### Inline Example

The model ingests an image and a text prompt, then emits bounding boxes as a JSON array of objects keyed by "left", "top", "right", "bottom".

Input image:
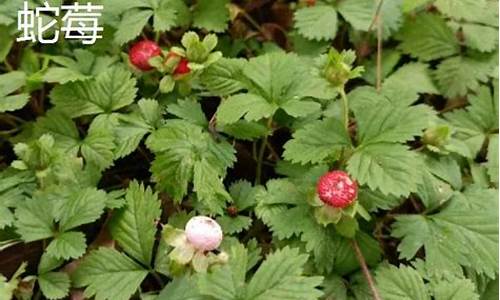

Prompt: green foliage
[{"left": 0, "top": 0, "right": 498, "bottom": 299}]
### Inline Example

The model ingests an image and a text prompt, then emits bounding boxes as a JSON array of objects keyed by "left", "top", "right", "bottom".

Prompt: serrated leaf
[
  {"left": 392, "top": 187, "right": 499, "bottom": 278},
  {"left": 218, "top": 120, "right": 269, "bottom": 141},
  {"left": 216, "top": 93, "right": 277, "bottom": 124},
  {"left": 153, "top": 1, "right": 177, "bottom": 32},
  {"left": 14, "top": 195, "right": 54, "bottom": 242},
  {"left": 38, "top": 272, "right": 70, "bottom": 300},
  {"left": 73, "top": 247, "right": 148, "bottom": 300},
  {"left": 433, "top": 54, "right": 495, "bottom": 98},
  {"left": 357, "top": 188, "right": 403, "bottom": 212},
  {"left": 356, "top": 103, "right": 435, "bottom": 144},
  {"left": 50, "top": 65, "right": 137, "bottom": 118},
  {"left": 167, "top": 99, "right": 207, "bottom": 127},
  {"left": 157, "top": 276, "right": 204, "bottom": 300},
  {"left": 283, "top": 118, "right": 351, "bottom": 164},
  {"left": 192, "top": 0, "right": 229, "bottom": 32},
  {"left": 337, "top": 0, "right": 374, "bottom": 31},
  {"left": 396, "top": 13, "right": 459, "bottom": 61},
  {"left": 376, "top": 264, "right": 429, "bottom": 300},
  {"left": 462, "top": 24, "right": 498, "bottom": 53},
  {"left": 435, "top": 0, "right": 497, "bottom": 25},
  {"left": 110, "top": 181, "right": 161, "bottom": 266},
  {"left": 217, "top": 215, "right": 252, "bottom": 234},
  {"left": 114, "top": 9, "right": 153, "bottom": 45},
  {"left": 347, "top": 143, "right": 421, "bottom": 197},
  {"left": 487, "top": 135, "right": 498, "bottom": 185},
  {"left": 81, "top": 121, "right": 116, "bottom": 170},
  {"left": 431, "top": 276, "right": 479, "bottom": 300},
  {"left": 46, "top": 231, "right": 86, "bottom": 260},
  {"left": 58, "top": 187, "right": 107, "bottom": 232},
  {"left": 245, "top": 247, "right": 323, "bottom": 300},
  {"left": 200, "top": 58, "right": 246, "bottom": 96},
  {"left": 294, "top": 5, "right": 338, "bottom": 41},
  {"left": 0, "top": 71, "right": 29, "bottom": 112}
]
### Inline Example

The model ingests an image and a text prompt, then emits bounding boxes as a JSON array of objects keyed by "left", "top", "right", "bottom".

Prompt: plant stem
[
  {"left": 351, "top": 239, "right": 382, "bottom": 300},
  {"left": 339, "top": 89, "right": 349, "bottom": 130},
  {"left": 255, "top": 118, "right": 273, "bottom": 184}
]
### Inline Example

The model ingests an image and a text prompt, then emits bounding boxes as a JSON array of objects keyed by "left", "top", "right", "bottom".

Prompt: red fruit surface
[
  {"left": 129, "top": 40, "right": 162, "bottom": 71},
  {"left": 317, "top": 170, "right": 358, "bottom": 208},
  {"left": 174, "top": 58, "right": 191, "bottom": 75}
]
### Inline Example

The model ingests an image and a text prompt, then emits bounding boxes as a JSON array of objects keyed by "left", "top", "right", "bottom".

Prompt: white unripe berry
[{"left": 185, "top": 216, "right": 223, "bottom": 251}]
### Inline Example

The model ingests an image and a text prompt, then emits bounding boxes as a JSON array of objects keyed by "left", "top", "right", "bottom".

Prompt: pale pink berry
[
  {"left": 185, "top": 216, "right": 223, "bottom": 251},
  {"left": 317, "top": 170, "right": 358, "bottom": 208}
]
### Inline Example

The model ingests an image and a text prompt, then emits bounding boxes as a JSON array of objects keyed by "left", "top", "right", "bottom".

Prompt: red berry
[
  {"left": 129, "top": 40, "right": 162, "bottom": 71},
  {"left": 166, "top": 52, "right": 191, "bottom": 76},
  {"left": 174, "top": 58, "right": 190, "bottom": 75},
  {"left": 317, "top": 171, "right": 357, "bottom": 208}
]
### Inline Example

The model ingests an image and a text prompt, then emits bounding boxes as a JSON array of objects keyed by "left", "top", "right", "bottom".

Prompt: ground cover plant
[{"left": 0, "top": 0, "right": 498, "bottom": 299}]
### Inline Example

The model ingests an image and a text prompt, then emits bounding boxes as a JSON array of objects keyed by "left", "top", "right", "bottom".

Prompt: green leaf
[
  {"left": 200, "top": 58, "right": 246, "bottom": 95},
  {"left": 375, "top": 264, "right": 429, "bottom": 300},
  {"left": 0, "top": 71, "right": 30, "bottom": 112},
  {"left": 283, "top": 118, "right": 351, "bottom": 164},
  {"left": 382, "top": 63, "right": 439, "bottom": 106},
  {"left": 462, "top": 24, "right": 498, "bottom": 53},
  {"left": 357, "top": 188, "right": 403, "bottom": 212},
  {"left": 396, "top": 13, "right": 459, "bottom": 61},
  {"left": 433, "top": 54, "right": 495, "bottom": 98},
  {"left": 157, "top": 276, "right": 204, "bottom": 300},
  {"left": 294, "top": 5, "right": 338, "bottom": 41},
  {"left": 81, "top": 118, "right": 116, "bottom": 170},
  {"left": 153, "top": 1, "right": 178, "bottom": 32},
  {"left": 216, "top": 93, "right": 277, "bottom": 124},
  {"left": 435, "top": 0, "right": 498, "bottom": 25},
  {"left": 50, "top": 65, "right": 137, "bottom": 118},
  {"left": 245, "top": 247, "right": 323, "bottom": 300},
  {"left": 487, "top": 135, "right": 498, "bottom": 185},
  {"left": 216, "top": 215, "right": 252, "bottom": 234},
  {"left": 110, "top": 181, "right": 161, "bottom": 266},
  {"left": 337, "top": 0, "right": 374, "bottom": 31},
  {"left": 0, "top": 262, "right": 26, "bottom": 300},
  {"left": 114, "top": 9, "right": 153, "bottom": 45},
  {"left": 147, "top": 120, "right": 235, "bottom": 213},
  {"left": 46, "top": 231, "right": 86, "bottom": 260},
  {"left": 192, "top": 0, "right": 229, "bottom": 32},
  {"left": 58, "top": 187, "right": 107, "bottom": 232},
  {"left": 218, "top": 120, "right": 269, "bottom": 141},
  {"left": 72, "top": 247, "right": 148, "bottom": 300},
  {"left": 347, "top": 143, "right": 421, "bottom": 197},
  {"left": 392, "top": 187, "right": 499, "bottom": 278},
  {"left": 33, "top": 110, "right": 80, "bottom": 152},
  {"left": 167, "top": 99, "right": 207, "bottom": 127},
  {"left": 14, "top": 195, "right": 54, "bottom": 242},
  {"left": 431, "top": 276, "right": 480, "bottom": 300},
  {"left": 38, "top": 272, "right": 70, "bottom": 300}
]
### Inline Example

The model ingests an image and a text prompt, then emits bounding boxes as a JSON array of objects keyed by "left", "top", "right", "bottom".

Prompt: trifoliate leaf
[
  {"left": 50, "top": 65, "right": 137, "bottom": 118},
  {"left": 392, "top": 187, "right": 499, "bottom": 278},
  {"left": 45, "top": 231, "right": 86, "bottom": 260},
  {"left": 283, "top": 118, "right": 351, "bottom": 165},
  {"left": 347, "top": 143, "right": 421, "bottom": 197},
  {"left": 73, "top": 248, "right": 148, "bottom": 300},
  {"left": 0, "top": 71, "right": 30, "bottom": 112},
  {"left": 38, "top": 272, "right": 70, "bottom": 300},
  {"left": 192, "top": 0, "right": 229, "bottom": 32},
  {"left": 375, "top": 264, "right": 428, "bottom": 300},
  {"left": 433, "top": 54, "right": 495, "bottom": 98},
  {"left": 396, "top": 13, "right": 459, "bottom": 61},
  {"left": 294, "top": 5, "right": 338, "bottom": 41},
  {"left": 147, "top": 120, "right": 235, "bottom": 213},
  {"left": 109, "top": 181, "right": 161, "bottom": 266}
]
